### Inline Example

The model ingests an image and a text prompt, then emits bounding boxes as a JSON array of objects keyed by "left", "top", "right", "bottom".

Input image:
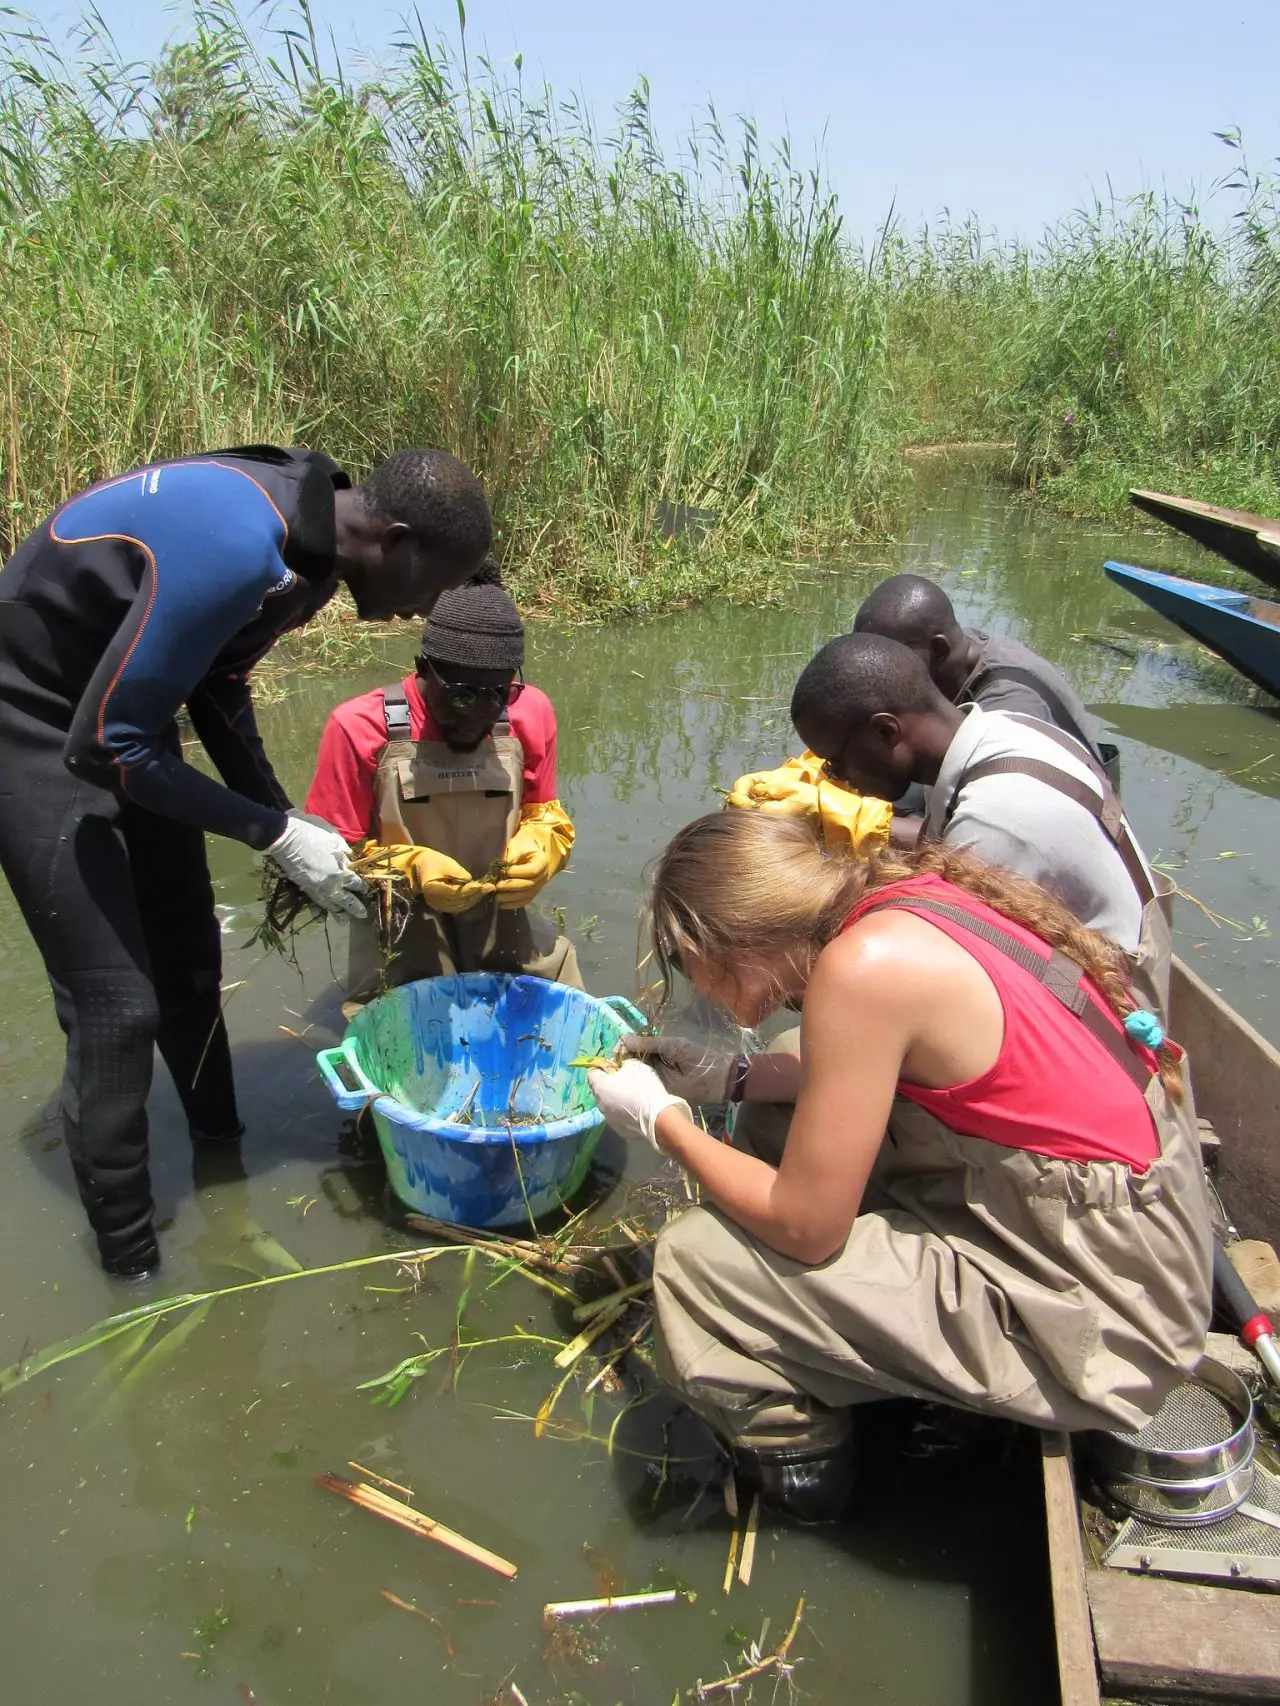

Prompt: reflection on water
[
  {"left": 1094, "top": 701, "right": 1280, "bottom": 802},
  {"left": 0, "top": 461, "right": 1277, "bottom": 1704}
]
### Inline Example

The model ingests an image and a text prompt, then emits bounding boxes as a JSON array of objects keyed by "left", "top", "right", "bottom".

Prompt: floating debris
[
  {"left": 317, "top": 1471, "right": 518, "bottom": 1579},
  {"left": 690, "top": 1596, "right": 806, "bottom": 1699},
  {"left": 737, "top": 1495, "right": 760, "bottom": 1587},
  {"left": 543, "top": 1588, "right": 682, "bottom": 1620}
]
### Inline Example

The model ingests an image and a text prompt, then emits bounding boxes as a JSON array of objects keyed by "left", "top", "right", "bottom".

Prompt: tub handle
[
  {"left": 315, "top": 1039, "right": 381, "bottom": 1111},
  {"left": 601, "top": 994, "right": 648, "bottom": 1033}
]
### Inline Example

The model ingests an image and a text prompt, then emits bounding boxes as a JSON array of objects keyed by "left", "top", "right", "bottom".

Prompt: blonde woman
[{"left": 586, "top": 813, "right": 1212, "bottom": 1522}]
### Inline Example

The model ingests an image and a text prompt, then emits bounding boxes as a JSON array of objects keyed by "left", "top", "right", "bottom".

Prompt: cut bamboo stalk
[
  {"left": 722, "top": 1527, "right": 739, "bottom": 1596},
  {"left": 543, "top": 1589, "right": 678, "bottom": 1620},
  {"left": 737, "top": 1495, "right": 760, "bottom": 1587},
  {"left": 349, "top": 1461, "right": 413, "bottom": 1498},
  {"left": 317, "top": 1473, "right": 517, "bottom": 1579}
]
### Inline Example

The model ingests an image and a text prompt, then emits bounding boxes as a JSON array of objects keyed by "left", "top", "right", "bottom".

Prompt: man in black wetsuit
[{"left": 0, "top": 444, "right": 492, "bottom": 1275}]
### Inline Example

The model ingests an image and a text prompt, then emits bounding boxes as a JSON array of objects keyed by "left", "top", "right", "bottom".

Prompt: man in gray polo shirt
[
  {"left": 853, "top": 573, "right": 1109, "bottom": 772},
  {"left": 790, "top": 633, "right": 1156, "bottom": 957}
]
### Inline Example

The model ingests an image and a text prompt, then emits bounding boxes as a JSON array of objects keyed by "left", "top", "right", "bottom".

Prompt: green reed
[{"left": 1, "top": 4, "right": 1277, "bottom": 623}]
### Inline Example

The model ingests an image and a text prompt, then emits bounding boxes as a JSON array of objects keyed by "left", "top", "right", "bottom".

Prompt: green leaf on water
[
  {"left": 185, "top": 1505, "right": 196, "bottom": 1533},
  {"left": 0, "top": 1294, "right": 205, "bottom": 1396},
  {"left": 100, "top": 1300, "right": 216, "bottom": 1416}
]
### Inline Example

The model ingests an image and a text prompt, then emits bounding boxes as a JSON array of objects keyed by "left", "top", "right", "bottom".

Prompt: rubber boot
[{"left": 730, "top": 1405, "right": 856, "bottom": 1525}]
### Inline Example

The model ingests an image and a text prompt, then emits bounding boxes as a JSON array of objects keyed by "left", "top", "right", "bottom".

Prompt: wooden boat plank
[
  {"left": 1087, "top": 1571, "right": 1280, "bottom": 1701},
  {"left": 1130, "top": 488, "right": 1280, "bottom": 596},
  {"left": 1040, "top": 1433, "right": 1102, "bottom": 1706},
  {"left": 1170, "top": 957, "right": 1280, "bottom": 1243},
  {"left": 1043, "top": 959, "right": 1280, "bottom": 1704}
]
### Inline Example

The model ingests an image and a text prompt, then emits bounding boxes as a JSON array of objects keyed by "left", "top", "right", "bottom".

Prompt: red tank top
[{"left": 843, "top": 874, "right": 1159, "bottom": 1169}]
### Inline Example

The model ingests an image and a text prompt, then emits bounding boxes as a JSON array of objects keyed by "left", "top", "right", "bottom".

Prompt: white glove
[
  {"left": 620, "top": 1034, "right": 738, "bottom": 1102},
  {"left": 266, "top": 813, "right": 368, "bottom": 920},
  {"left": 587, "top": 1060, "right": 692, "bottom": 1152}
]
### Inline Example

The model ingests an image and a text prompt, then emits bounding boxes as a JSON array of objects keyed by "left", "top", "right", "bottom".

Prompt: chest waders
[
  {"left": 931, "top": 715, "right": 1173, "bottom": 1020},
  {"left": 345, "top": 685, "right": 580, "bottom": 1001},
  {"left": 651, "top": 892, "right": 1212, "bottom": 1459}
]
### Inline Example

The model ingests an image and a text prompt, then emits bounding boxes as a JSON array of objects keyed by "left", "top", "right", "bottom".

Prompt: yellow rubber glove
[
  {"left": 725, "top": 754, "right": 892, "bottom": 854},
  {"left": 491, "top": 801, "right": 576, "bottom": 910},
  {"left": 352, "top": 841, "right": 494, "bottom": 915}
]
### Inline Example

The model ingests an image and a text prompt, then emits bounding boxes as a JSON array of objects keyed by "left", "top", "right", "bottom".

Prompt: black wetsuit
[{"left": 0, "top": 446, "right": 347, "bottom": 1268}]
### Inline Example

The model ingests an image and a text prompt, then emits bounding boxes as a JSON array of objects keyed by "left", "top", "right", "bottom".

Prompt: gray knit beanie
[{"left": 419, "top": 557, "right": 525, "bottom": 670}]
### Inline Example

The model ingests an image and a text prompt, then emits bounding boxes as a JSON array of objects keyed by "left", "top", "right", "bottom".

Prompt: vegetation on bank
[{"left": 1, "top": 5, "right": 1278, "bottom": 620}]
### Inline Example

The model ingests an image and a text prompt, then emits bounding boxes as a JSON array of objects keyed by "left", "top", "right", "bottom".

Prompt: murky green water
[{"left": 1, "top": 461, "right": 1276, "bottom": 1705}]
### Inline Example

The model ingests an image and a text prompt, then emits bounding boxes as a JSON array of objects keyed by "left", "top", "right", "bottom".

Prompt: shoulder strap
[
  {"left": 943, "top": 719, "right": 1155, "bottom": 906},
  {"left": 861, "top": 893, "right": 1152, "bottom": 1092},
  {"left": 971, "top": 663, "right": 1096, "bottom": 753},
  {"left": 381, "top": 683, "right": 411, "bottom": 738}
]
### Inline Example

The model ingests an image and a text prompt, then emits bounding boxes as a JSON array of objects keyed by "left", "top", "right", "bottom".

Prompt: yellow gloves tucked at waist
[
  {"left": 492, "top": 800, "right": 575, "bottom": 910},
  {"left": 351, "top": 841, "right": 492, "bottom": 915},
  {"left": 725, "top": 753, "right": 892, "bottom": 854}
]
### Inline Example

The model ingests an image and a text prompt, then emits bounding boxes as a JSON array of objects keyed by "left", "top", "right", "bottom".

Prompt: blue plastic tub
[{"left": 315, "top": 973, "right": 644, "bottom": 1229}]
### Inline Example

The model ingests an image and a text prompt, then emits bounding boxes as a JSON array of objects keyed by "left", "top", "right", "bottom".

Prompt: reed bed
[
  {"left": 2, "top": 3, "right": 1277, "bottom": 625},
  {"left": 0, "top": 2, "right": 901, "bottom": 616}
]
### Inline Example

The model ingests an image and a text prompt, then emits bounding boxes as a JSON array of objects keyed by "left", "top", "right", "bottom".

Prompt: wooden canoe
[
  {"left": 1104, "top": 560, "right": 1280, "bottom": 700},
  {"left": 1130, "top": 489, "right": 1280, "bottom": 598},
  {"left": 1045, "top": 956, "right": 1280, "bottom": 1704}
]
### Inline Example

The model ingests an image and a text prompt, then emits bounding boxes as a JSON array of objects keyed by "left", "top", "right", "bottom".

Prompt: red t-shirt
[
  {"left": 305, "top": 673, "right": 559, "bottom": 844},
  {"left": 844, "top": 874, "right": 1159, "bottom": 1169}
]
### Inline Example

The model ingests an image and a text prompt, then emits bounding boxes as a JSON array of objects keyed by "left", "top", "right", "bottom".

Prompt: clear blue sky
[{"left": 29, "top": 0, "right": 1280, "bottom": 242}]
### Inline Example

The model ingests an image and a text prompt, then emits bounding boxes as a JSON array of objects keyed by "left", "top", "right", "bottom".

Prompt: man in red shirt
[{"left": 306, "top": 562, "right": 581, "bottom": 1000}]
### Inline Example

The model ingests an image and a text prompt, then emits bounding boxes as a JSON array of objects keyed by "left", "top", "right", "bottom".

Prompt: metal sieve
[{"left": 1083, "top": 1356, "right": 1256, "bottom": 1528}]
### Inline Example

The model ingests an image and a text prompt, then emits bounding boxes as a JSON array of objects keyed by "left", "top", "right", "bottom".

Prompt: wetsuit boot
[{"left": 71, "top": 1159, "right": 160, "bottom": 1278}]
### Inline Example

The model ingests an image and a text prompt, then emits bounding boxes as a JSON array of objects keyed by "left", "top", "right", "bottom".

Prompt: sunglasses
[{"left": 421, "top": 657, "right": 525, "bottom": 712}]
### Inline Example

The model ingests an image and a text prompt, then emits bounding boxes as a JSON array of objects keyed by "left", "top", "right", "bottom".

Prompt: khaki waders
[
  {"left": 345, "top": 684, "right": 581, "bottom": 1002},
  {"left": 654, "top": 896, "right": 1212, "bottom": 1451}
]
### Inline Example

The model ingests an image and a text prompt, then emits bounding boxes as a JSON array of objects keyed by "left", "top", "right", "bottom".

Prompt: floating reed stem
[
  {"left": 317, "top": 1473, "right": 517, "bottom": 1579},
  {"left": 543, "top": 1589, "right": 678, "bottom": 1620},
  {"left": 571, "top": 1279, "right": 653, "bottom": 1323},
  {"left": 736, "top": 1495, "right": 760, "bottom": 1587}
]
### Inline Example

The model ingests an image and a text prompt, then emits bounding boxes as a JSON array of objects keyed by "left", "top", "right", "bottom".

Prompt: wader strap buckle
[
  {"left": 862, "top": 894, "right": 1154, "bottom": 1092},
  {"left": 381, "top": 684, "right": 412, "bottom": 738}
]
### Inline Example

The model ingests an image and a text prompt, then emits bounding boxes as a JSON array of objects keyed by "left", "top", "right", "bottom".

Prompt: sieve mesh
[
  {"left": 1111, "top": 1379, "right": 1238, "bottom": 1453},
  {"left": 1104, "top": 1462, "right": 1280, "bottom": 1566}
]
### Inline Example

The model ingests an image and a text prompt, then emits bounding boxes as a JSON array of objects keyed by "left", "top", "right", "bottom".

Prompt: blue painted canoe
[{"left": 1104, "top": 560, "right": 1280, "bottom": 700}]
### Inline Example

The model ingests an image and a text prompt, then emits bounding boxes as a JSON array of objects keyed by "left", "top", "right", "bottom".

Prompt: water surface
[{"left": 1, "top": 462, "right": 1275, "bottom": 1704}]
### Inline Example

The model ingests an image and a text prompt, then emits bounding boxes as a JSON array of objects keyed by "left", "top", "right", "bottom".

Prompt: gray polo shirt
[
  {"left": 926, "top": 704, "right": 1150, "bottom": 952},
  {"left": 959, "top": 629, "right": 1102, "bottom": 762}
]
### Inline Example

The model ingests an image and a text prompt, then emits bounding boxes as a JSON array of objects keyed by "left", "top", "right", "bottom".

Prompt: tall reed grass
[
  {"left": 0, "top": 2, "right": 900, "bottom": 615},
  {"left": 1, "top": 4, "right": 1278, "bottom": 624}
]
